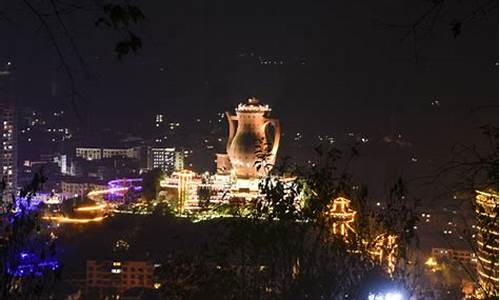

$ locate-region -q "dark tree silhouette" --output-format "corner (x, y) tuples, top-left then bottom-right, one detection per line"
(141, 168), (164, 201)
(157, 144), (421, 299)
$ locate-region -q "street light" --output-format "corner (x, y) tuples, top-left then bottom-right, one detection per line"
(367, 291), (403, 300)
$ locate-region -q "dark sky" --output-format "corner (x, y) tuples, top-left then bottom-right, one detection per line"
(1, 0), (498, 198)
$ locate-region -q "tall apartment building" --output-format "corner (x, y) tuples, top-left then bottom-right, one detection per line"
(0, 101), (16, 198)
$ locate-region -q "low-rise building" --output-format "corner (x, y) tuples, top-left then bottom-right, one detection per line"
(60, 177), (107, 199)
(86, 260), (158, 296)
(76, 148), (102, 161)
(76, 147), (140, 161)
(431, 247), (476, 267)
(102, 148), (139, 160)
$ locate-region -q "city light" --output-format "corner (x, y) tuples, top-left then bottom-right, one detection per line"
(43, 215), (107, 224)
(325, 196), (356, 237)
(8, 251), (59, 277)
(424, 257), (437, 267)
(368, 234), (398, 275)
(0, 1), (495, 298)
(367, 291), (403, 300)
(75, 204), (107, 212)
(172, 169), (195, 214)
(86, 178), (143, 202)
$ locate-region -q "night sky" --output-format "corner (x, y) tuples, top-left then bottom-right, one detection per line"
(1, 0), (498, 199)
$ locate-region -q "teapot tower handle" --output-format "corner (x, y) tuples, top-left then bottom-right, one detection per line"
(226, 112), (238, 153)
(266, 118), (281, 159)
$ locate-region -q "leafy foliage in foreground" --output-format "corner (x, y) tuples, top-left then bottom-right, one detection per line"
(157, 145), (421, 299)
(0, 170), (60, 298)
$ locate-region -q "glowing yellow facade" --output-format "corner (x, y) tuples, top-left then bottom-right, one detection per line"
(475, 189), (499, 297)
(172, 170), (195, 214)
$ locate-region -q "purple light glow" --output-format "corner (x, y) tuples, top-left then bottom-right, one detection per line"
(108, 178), (143, 189)
(8, 251), (60, 277)
(100, 178), (143, 202)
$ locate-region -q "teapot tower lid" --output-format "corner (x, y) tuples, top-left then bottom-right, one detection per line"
(248, 97), (259, 105)
(236, 97), (271, 113)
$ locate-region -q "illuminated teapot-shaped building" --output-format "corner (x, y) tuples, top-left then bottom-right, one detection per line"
(218, 98), (280, 178)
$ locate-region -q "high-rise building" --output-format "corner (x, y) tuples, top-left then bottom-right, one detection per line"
(0, 101), (16, 198)
(475, 189), (499, 297)
(147, 147), (184, 173)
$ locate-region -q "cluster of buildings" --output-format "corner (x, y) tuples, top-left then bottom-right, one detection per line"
(0, 96), (498, 299)
(153, 98), (285, 214)
(71, 146), (184, 177)
(74, 146), (184, 173)
(23, 144), (184, 202)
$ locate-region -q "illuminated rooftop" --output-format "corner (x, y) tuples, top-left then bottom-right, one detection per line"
(236, 97), (271, 113)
